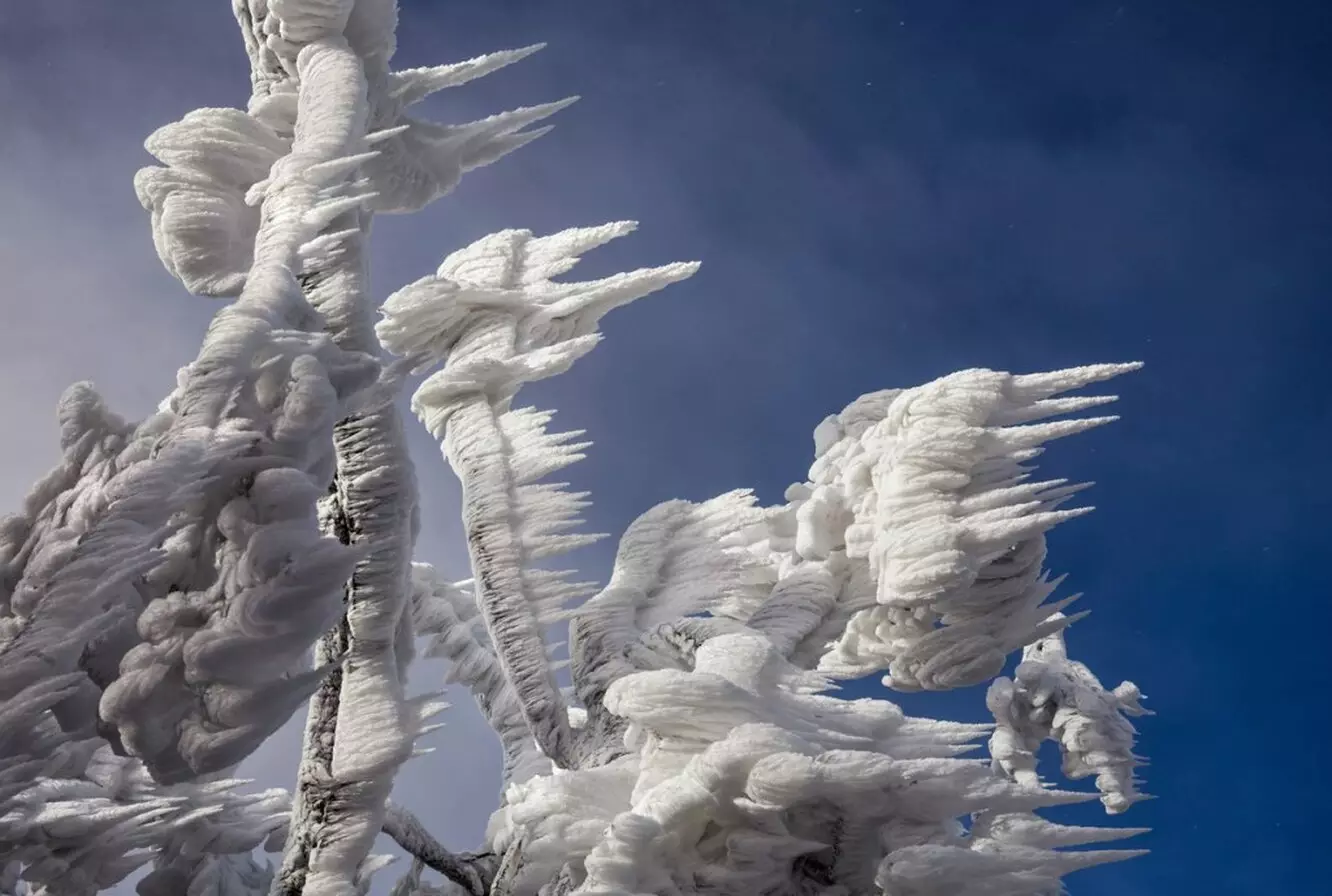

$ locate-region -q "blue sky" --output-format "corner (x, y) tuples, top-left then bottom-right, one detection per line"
(1, 2), (1327, 894)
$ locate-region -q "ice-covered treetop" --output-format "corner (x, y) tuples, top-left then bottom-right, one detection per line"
(380, 218), (1149, 894)
(0, 1), (1152, 894)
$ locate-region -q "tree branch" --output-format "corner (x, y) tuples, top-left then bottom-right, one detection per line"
(382, 801), (495, 896)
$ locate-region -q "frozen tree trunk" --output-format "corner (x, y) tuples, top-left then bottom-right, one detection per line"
(228, 4), (422, 893)
(271, 216), (421, 896)
(230, 2), (585, 890)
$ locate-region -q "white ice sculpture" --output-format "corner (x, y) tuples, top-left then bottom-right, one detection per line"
(0, 2), (1152, 895)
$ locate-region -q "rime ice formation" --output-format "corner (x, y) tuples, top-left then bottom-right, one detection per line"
(808, 364), (1138, 691)
(378, 222), (700, 773)
(410, 562), (552, 789)
(380, 225), (1149, 896)
(1, 320), (371, 789)
(0, 1), (1152, 895)
(987, 617), (1153, 815)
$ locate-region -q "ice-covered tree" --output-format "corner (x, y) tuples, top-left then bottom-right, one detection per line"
(0, 2), (1151, 894)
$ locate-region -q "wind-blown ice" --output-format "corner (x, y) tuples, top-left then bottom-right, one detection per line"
(798, 364), (1141, 690)
(569, 491), (775, 766)
(381, 221), (1151, 895)
(409, 562), (552, 789)
(0, 314), (373, 782)
(0, 684), (287, 896)
(378, 222), (699, 772)
(987, 618), (1152, 814)
(2, 1), (1154, 893)
(487, 633), (1140, 896)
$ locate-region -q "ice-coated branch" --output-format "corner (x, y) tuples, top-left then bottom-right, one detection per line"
(569, 491), (773, 766)
(144, 4), (419, 892)
(377, 222), (699, 770)
(801, 364), (1142, 690)
(409, 563), (551, 788)
(382, 802), (496, 896)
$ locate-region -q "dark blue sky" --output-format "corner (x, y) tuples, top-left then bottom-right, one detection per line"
(2, 2), (1328, 894)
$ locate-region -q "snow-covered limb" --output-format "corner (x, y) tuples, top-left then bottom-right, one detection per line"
(569, 492), (774, 766)
(382, 801), (496, 896)
(378, 222), (699, 771)
(149, 2), (569, 300)
(167, 3), (580, 893)
(783, 363), (1141, 690)
(409, 564), (551, 789)
(141, 4), (420, 891)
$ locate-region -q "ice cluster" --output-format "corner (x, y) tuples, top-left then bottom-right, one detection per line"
(0, 673), (285, 894)
(380, 221), (1150, 895)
